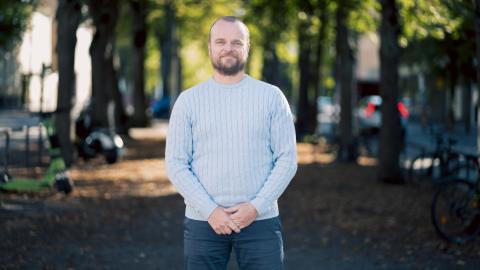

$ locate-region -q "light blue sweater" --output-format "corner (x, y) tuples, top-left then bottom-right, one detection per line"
(165, 75), (297, 221)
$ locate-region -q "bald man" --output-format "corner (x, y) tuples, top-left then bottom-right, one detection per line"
(166, 16), (297, 270)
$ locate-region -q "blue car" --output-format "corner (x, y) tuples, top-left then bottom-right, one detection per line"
(150, 96), (171, 118)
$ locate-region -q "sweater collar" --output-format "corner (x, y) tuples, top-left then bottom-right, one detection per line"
(208, 74), (251, 89)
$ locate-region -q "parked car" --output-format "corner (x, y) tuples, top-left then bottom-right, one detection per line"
(317, 96), (340, 123)
(316, 96), (339, 137)
(149, 96), (170, 118)
(356, 95), (409, 136)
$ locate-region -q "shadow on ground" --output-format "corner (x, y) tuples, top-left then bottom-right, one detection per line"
(1, 125), (479, 269)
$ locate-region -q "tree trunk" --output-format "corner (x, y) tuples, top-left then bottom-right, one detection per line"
(310, 0), (329, 137)
(262, 36), (279, 85)
(156, 1), (178, 111)
(378, 0), (403, 184)
(474, 0), (480, 150)
(446, 44), (458, 130)
(55, 0), (82, 167)
(170, 12), (181, 105)
(88, 0), (128, 133)
(296, 16), (314, 139)
(129, 0), (149, 127)
(462, 77), (471, 134)
(336, 3), (357, 162)
(314, 0), (329, 98)
(89, 30), (110, 128)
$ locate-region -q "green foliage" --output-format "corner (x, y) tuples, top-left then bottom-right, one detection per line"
(348, 0), (379, 33)
(400, 0), (475, 77)
(400, 0), (466, 46)
(146, 0), (246, 89)
(245, 0), (294, 44)
(116, 1), (134, 48)
(137, 0), (476, 101)
(0, 0), (37, 51)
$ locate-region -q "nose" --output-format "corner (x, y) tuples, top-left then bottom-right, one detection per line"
(222, 42), (233, 51)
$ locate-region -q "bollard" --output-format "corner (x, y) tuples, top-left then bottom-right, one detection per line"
(1, 128), (10, 175)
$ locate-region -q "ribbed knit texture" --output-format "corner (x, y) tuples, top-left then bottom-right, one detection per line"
(165, 75), (297, 221)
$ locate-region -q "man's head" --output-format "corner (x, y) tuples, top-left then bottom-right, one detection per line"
(208, 16), (250, 76)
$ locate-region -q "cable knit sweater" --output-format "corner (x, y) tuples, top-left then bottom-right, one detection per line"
(165, 75), (297, 221)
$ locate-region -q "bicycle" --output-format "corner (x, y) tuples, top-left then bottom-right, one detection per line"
(408, 135), (462, 185)
(431, 153), (480, 244)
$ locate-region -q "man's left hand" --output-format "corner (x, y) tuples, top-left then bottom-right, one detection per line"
(225, 202), (258, 230)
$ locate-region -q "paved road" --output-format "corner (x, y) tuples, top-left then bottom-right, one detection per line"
(2, 118), (480, 270)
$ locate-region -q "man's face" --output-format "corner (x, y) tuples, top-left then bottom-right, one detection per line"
(208, 20), (250, 76)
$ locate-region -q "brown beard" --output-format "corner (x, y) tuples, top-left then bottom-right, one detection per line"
(211, 54), (246, 76)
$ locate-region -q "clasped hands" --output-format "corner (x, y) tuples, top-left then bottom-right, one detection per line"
(207, 202), (258, 235)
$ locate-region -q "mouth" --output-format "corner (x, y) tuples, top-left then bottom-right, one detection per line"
(220, 56), (237, 65)
(220, 53), (237, 59)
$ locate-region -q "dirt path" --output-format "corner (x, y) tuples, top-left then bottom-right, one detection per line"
(1, 122), (479, 269)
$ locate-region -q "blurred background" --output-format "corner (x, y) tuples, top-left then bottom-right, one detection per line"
(1, 0), (480, 268)
(1, 0), (478, 176)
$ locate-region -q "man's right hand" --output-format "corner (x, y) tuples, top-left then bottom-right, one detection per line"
(207, 207), (241, 235)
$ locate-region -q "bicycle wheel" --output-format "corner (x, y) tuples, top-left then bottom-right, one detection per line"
(431, 180), (480, 244)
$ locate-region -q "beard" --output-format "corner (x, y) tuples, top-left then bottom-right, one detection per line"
(211, 53), (246, 76)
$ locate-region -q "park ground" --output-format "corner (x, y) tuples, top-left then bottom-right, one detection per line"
(1, 121), (480, 270)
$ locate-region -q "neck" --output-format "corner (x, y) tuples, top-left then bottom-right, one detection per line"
(212, 71), (246, 84)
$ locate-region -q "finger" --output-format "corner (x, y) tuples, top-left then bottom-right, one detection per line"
(229, 211), (240, 218)
(227, 220), (241, 233)
(231, 218), (242, 227)
(233, 223), (241, 233)
(225, 206), (240, 213)
(221, 223), (233, 234)
(230, 212), (243, 221)
(234, 221), (244, 230)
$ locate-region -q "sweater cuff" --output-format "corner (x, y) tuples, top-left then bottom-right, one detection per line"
(201, 201), (219, 220)
(250, 197), (270, 217)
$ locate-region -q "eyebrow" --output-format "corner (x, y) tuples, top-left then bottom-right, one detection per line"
(213, 38), (243, 43)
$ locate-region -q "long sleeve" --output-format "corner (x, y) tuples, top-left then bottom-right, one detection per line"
(165, 94), (218, 219)
(250, 90), (298, 216)
(165, 76), (296, 221)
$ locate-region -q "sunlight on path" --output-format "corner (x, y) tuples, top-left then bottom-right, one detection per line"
(70, 120), (177, 199)
(296, 143), (335, 164)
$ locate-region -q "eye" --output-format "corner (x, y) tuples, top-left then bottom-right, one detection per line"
(215, 40), (226, 45)
(233, 41), (243, 47)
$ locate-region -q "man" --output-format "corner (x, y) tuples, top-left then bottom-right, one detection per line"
(165, 16), (297, 270)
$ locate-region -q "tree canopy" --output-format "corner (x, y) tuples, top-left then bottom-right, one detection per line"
(0, 0), (37, 51)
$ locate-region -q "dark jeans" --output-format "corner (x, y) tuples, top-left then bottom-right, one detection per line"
(183, 216), (284, 270)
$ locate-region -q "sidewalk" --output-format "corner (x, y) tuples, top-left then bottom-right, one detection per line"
(1, 123), (479, 269)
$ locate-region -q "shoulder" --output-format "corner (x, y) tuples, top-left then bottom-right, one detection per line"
(175, 79), (211, 105)
(246, 76), (286, 102)
(246, 76), (280, 93)
(179, 80), (208, 98)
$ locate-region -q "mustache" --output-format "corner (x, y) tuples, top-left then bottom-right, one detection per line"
(220, 52), (238, 58)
